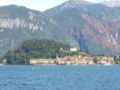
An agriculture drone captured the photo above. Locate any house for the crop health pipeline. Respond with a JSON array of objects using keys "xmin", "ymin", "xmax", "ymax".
[
  {"xmin": 96, "ymin": 56, "xmax": 114, "ymax": 65},
  {"xmin": 70, "ymin": 48, "xmax": 78, "ymax": 52},
  {"xmin": 30, "ymin": 59, "xmax": 55, "ymax": 65}
]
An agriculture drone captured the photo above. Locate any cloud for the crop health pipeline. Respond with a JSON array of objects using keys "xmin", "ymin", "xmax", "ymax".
[
  {"xmin": 84, "ymin": 0, "xmax": 96, "ymax": 3},
  {"xmin": 0, "ymin": 0, "xmax": 10, "ymax": 6}
]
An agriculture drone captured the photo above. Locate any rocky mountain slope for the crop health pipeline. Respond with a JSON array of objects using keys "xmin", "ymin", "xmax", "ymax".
[
  {"xmin": 46, "ymin": 0, "xmax": 120, "ymax": 55},
  {"xmin": 1, "ymin": 0, "xmax": 120, "ymax": 58},
  {"xmin": 0, "ymin": 5, "xmax": 77, "ymax": 58}
]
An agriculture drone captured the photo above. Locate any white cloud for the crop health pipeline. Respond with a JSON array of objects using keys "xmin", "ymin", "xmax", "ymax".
[
  {"xmin": 84, "ymin": 0, "xmax": 96, "ymax": 3},
  {"xmin": 0, "ymin": 0, "xmax": 10, "ymax": 6}
]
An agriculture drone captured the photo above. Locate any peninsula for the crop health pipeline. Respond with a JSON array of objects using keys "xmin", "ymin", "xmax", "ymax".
[{"xmin": 1, "ymin": 39, "xmax": 120, "ymax": 65}]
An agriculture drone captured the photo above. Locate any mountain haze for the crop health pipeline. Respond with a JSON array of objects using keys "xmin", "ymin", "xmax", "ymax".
[{"xmin": 102, "ymin": 0, "xmax": 120, "ymax": 7}]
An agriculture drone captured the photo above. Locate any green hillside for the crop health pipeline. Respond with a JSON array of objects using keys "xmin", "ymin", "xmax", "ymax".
[
  {"xmin": 1, "ymin": 39, "xmax": 72, "ymax": 64},
  {"xmin": 0, "ymin": 5, "xmax": 78, "ymax": 58}
]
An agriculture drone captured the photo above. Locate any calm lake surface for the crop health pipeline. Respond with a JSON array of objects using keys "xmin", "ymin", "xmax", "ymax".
[{"xmin": 0, "ymin": 65, "xmax": 120, "ymax": 90}]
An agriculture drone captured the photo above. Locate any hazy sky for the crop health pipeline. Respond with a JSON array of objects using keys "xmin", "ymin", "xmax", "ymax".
[{"xmin": 0, "ymin": 0, "xmax": 113, "ymax": 11}]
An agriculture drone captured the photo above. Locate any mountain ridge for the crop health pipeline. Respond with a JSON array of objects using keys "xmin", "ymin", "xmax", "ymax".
[
  {"xmin": 46, "ymin": 0, "xmax": 120, "ymax": 55},
  {"xmin": 102, "ymin": 0, "xmax": 120, "ymax": 7},
  {"xmin": 0, "ymin": 5, "xmax": 78, "ymax": 58},
  {"xmin": 0, "ymin": 1, "xmax": 120, "ymax": 58}
]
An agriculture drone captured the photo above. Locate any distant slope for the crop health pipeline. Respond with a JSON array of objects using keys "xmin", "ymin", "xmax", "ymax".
[
  {"xmin": 46, "ymin": 0, "xmax": 120, "ymax": 55},
  {"xmin": 102, "ymin": 0, "xmax": 120, "ymax": 7},
  {"xmin": 0, "ymin": 5, "xmax": 78, "ymax": 58}
]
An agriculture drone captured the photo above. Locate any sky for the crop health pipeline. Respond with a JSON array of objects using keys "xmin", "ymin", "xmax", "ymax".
[{"xmin": 0, "ymin": 0, "xmax": 113, "ymax": 11}]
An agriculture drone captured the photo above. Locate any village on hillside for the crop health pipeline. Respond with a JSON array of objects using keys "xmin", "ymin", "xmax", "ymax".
[
  {"xmin": 30, "ymin": 55, "xmax": 115, "ymax": 65},
  {"xmin": 1, "ymin": 41, "xmax": 120, "ymax": 65},
  {"xmin": 30, "ymin": 48, "xmax": 117, "ymax": 65}
]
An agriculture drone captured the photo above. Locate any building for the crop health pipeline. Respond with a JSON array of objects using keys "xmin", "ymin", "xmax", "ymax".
[
  {"xmin": 30, "ymin": 59, "xmax": 55, "ymax": 65},
  {"xmin": 96, "ymin": 56, "xmax": 114, "ymax": 65},
  {"xmin": 70, "ymin": 48, "xmax": 78, "ymax": 52}
]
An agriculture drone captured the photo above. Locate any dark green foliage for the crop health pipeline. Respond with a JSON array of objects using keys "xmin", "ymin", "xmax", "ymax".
[
  {"xmin": 2, "ymin": 39, "xmax": 70, "ymax": 64},
  {"xmin": 93, "ymin": 58, "xmax": 99, "ymax": 64},
  {"xmin": 114, "ymin": 56, "xmax": 120, "ymax": 64}
]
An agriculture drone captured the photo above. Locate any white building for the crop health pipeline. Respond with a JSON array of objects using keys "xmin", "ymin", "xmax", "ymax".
[{"xmin": 70, "ymin": 48, "xmax": 78, "ymax": 52}]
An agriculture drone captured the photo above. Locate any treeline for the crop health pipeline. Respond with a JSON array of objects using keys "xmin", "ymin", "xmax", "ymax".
[{"xmin": 1, "ymin": 39, "xmax": 78, "ymax": 65}]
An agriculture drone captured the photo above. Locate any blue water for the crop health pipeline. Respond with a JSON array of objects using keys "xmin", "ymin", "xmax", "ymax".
[{"xmin": 0, "ymin": 65, "xmax": 120, "ymax": 90}]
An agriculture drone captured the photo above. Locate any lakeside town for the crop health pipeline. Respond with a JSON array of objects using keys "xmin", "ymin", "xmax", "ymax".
[
  {"xmin": 30, "ymin": 48, "xmax": 119, "ymax": 65},
  {"xmin": 30, "ymin": 55, "xmax": 115, "ymax": 65},
  {"xmin": 1, "ymin": 40, "xmax": 120, "ymax": 65}
]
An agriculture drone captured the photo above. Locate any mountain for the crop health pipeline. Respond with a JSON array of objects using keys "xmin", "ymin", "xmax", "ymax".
[
  {"xmin": 1, "ymin": 0, "xmax": 120, "ymax": 58},
  {"xmin": 46, "ymin": 0, "xmax": 120, "ymax": 55},
  {"xmin": 102, "ymin": 0, "xmax": 120, "ymax": 7},
  {"xmin": 0, "ymin": 5, "xmax": 78, "ymax": 58},
  {"xmin": 46, "ymin": 0, "xmax": 91, "ymax": 15}
]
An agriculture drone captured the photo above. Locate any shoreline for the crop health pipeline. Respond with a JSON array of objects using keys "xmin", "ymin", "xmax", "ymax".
[{"xmin": 0, "ymin": 64, "xmax": 119, "ymax": 66}]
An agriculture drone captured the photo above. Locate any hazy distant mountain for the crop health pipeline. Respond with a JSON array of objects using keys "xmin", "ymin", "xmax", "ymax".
[
  {"xmin": 1, "ymin": 0, "xmax": 120, "ymax": 58},
  {"xmin": 102, "ymin": 0, "xmax": 120, "ymax": 7},
  {"xmin": 0, "ymin": 5, "xmax": 77, "ymax": 58},
  {"xmin": 46, "ymin": 0, "xmax": 92, "ymax": 15},
  {"xmin": 46, "ymin": 0, "xmax": 120, "ymax": 55}
]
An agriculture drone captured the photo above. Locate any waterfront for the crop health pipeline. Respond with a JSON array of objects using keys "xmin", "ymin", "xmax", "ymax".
[{"xmin": 0, "ymin": 65, "xmax": 120, "ymax": 90}]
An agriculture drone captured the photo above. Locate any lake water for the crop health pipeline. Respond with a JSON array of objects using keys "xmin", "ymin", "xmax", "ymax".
[{"xmin": 0, "ymin": 65, "xmax": 120, "ymax": 90}]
